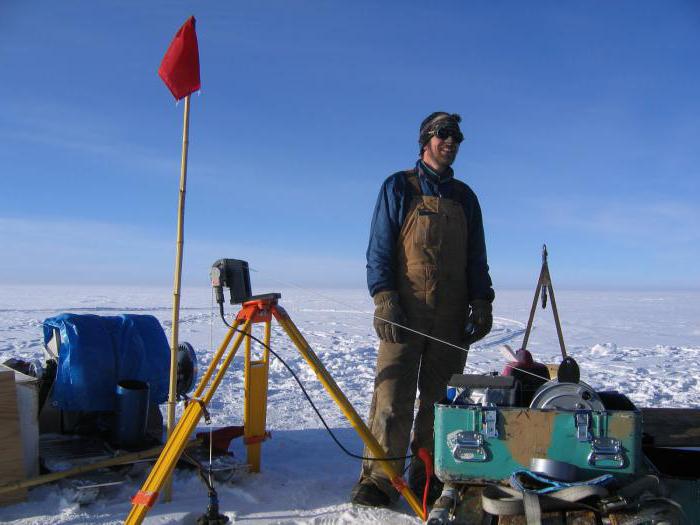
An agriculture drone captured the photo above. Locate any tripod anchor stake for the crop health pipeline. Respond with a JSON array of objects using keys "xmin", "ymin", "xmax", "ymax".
[{"xmin": 196, "ymin": 489, "xmax": 229, "ymax": 525}]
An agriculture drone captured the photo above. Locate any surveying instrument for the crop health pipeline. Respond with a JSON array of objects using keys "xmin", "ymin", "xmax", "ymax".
[{"xmin": 125, "ymin": 259, "xmax": 426, "ymax": 523}]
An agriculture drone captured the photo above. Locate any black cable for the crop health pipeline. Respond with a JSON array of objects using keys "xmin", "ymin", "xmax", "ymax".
[
  {"xmin": 219, "ymin": 306, "xmax": 413, "ymax": 463},
  {"xmin": 182, "ymin": 451, "xmax": 215, "ymax": 492}
]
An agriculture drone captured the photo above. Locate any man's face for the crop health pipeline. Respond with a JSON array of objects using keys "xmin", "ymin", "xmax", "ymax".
[{"xmin": 423, "ymin": 133, "xmax": 460, "ymax": 171}]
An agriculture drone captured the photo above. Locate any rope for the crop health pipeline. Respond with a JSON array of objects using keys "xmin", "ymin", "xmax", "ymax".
[
  {"xmin": 208, "ymin": 289, "xmax": 216, "ymax": 488},
  {"xmin": 248, "ymin": 268, "xmax": 559, "ymax": 386}
]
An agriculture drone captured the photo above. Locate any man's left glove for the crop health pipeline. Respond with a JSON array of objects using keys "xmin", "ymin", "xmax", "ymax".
[
  {"xmin": 463, "ymin": 299, "xmax": 493, "ymax": 346},
  {"xmin": 372, "ymin": 290, "xmax": 407, "ymax": 343}
]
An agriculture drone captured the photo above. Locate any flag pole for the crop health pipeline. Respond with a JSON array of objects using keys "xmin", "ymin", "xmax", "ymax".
[{"xmin": 164, "ymin": 93, "xmax": 191, "ymax": 501}]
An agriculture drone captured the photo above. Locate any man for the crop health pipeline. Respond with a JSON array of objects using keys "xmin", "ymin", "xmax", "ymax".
[{"xmin": 351, "ymin": 112, "xmax": 495, "ymax": 507}]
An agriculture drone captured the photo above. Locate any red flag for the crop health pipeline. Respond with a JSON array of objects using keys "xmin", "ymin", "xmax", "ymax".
[{"xmin": 158, "ymin": 16, "xmax": 200, "ymax": 100}]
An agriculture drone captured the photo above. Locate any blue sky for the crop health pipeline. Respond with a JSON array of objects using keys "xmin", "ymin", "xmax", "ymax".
[{"xmin": 1, "ymin": 1, "xmax": 698, "ymax": 290}]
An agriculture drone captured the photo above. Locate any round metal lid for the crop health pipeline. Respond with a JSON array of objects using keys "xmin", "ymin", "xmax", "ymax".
[{"xmin": 529, "ymin": 380, "xmax": 604, "ymax": 411}]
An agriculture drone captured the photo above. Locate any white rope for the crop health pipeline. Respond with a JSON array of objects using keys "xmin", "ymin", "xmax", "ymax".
[
  {"xmin": 208, "ymin": 288, "xmax": 215, "ymax": 486},
  {"xmin": 209, "ymin": 287, "xmax": 215, "ymax": 359},
  {"xmin": 372, "ymin": 315, "xmax": 470, "ymax": 353},
  {"xmin": 249, "ymin": 268, "xmax": 559, "ymax": 385}
]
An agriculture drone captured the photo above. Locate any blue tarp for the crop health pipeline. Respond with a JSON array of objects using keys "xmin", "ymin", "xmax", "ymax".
[{"xmin": 43, "ymin": 314, "xmax": 171, "ymax": 412}]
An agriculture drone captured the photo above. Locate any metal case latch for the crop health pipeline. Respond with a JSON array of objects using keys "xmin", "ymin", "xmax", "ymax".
[
  {"xmin": 588, "ymin": 436, "xmax": 624, "ymax": 468},
  {"xmin": 452, "ymin": 431, "xmax": 487, "ymax": 463},
  {"xmin": 447, "ymin": 405, "xmax": 494, "ymax": 463},
  {"xmin": 482, "ymin": 405, "xmax": 498, "ymax": 438},
  {"xmin": 575, "ymin": 411, "xmax": 591, "ymax": 441}
]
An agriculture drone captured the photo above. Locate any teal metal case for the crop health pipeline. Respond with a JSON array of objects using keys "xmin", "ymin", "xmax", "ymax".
[{"xmin": 434, "ymin": 403, "xmax": 642, "ymax": 483}]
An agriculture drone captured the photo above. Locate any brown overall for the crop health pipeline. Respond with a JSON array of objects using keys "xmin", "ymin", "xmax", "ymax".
[{"xmin": 361, "ymin": 170, "xmax": 470, "ymax": 497}]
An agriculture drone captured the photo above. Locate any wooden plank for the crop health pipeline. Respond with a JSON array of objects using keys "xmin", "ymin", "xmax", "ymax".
[
  {"xmin": 453, "ymin": 484, "xmax": 484, "ymax": 523},
  {"xmin": 0, "ymin": 370, "xmax": 27, "ymax": 506},
  {"xmin": 565, "ymin": 512, "xmax": 598, "ymax": 525},
  {"xmin": 641, "ymin": 407, "xmax": 700, "ymax": 447},
  {"xmin": 0, "ymin": 438, "xmax": 202, "ymax": 495}
]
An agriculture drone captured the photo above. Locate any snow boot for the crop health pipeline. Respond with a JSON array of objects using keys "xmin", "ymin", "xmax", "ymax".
[{"xmin": 350, "ymin": 480, "xmax": 391, "ymax": 508}]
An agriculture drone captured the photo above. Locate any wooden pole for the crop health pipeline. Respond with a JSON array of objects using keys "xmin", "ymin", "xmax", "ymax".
[{"xmin": 164, "ymin": 94, "xmax": 191, "ymax": 502}]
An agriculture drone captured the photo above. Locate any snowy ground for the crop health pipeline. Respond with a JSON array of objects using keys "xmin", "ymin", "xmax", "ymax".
[{"xmin": 0, "ymin": 285, "xmax": 698, "ymax": 524}]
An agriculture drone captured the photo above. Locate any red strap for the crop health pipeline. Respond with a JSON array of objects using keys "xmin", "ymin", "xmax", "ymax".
[
  {"xmin": 417, "ymin": 448, "xmax": 434, "ymax": 516},
  {"xmin": 244, "ymin": 431, "xmax": 271, "ymax": 445},
  {"xmin": 131, "ymin": 490, "xmax": 159, "ymax": 507}
]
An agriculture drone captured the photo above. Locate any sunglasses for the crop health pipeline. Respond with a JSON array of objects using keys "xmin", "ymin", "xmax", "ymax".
[{"xmin": 429, "ymin": 125, "xmax": 464, "ymax": 143}]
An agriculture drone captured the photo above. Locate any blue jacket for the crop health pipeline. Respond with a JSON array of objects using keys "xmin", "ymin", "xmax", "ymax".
[{"xmin": 366, "ymin": 160, "xmax": 494, "ymax": 302}]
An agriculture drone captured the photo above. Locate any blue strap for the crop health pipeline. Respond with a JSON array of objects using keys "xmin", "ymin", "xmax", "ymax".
[{"xmin": 510, "ymin": 468, "xmax": 614, "ymax": 495}]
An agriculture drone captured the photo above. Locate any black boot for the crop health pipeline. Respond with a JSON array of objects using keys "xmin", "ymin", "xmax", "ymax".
[{"xmin": 350, "ymin": 480, "xmax": 391, "ymax": 507}]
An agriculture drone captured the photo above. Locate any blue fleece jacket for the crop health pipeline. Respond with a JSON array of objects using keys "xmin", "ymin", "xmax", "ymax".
[{"xmin": 366, "ymin": 160, "xmax": 494, "ymax": 302}]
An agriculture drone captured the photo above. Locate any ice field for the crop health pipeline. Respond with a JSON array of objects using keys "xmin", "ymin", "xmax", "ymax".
[{"xmin": 0, "ymin": 285, "xmax": 698, "ymax": 524}]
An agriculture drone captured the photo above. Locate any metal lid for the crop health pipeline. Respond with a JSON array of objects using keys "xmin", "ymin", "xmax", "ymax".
[{"xmin": 529, "ymin": 380, "xmax": 604, "ymax": 411}]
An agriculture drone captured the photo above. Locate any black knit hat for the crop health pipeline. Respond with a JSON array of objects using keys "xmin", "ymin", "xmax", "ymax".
[{"xmin": 418, "ymin": 112, "xmax": 462, "ymax": 154}]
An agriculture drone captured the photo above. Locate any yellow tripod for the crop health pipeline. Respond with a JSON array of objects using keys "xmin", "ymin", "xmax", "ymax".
[{"xmin": 125, "ymin": 293, "xmax": 426, "ymax": 523}]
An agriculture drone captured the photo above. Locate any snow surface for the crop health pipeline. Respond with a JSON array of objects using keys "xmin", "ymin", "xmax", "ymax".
[{"xmin": 0, "ymin": 285, "xmax": 699, "ymax": 524}]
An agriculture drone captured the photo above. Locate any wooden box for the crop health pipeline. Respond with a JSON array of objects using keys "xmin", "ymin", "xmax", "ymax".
[{"xmin": 0, "ymin": 369, "xmax": 27, "ymax": 506}]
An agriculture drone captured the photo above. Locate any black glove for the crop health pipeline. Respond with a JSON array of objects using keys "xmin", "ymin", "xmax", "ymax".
[
  {"xmin": 372, "ymin": 290, "xmax": 407, "ymax": 343},
  {"xmin": 463, "ymin": 299, "xmax": 493, "ymax": 346}
]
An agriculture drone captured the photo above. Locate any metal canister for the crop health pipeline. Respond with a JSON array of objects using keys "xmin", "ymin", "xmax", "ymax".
[{"xmin": 113, "ymin": 379, "xmax": 150, "ymax": 449}]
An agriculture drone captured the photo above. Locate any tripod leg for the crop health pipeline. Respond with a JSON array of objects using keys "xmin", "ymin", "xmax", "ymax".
[
  {"xmin": 274, "ymin": 311, "xmax": 427, "ymax": 521},
  {"xmin": 543, "ymin": 266, "xmax": 568, "ymax": 359},
  {"xmin": 522, "ymin": 269, "xmax": 545, "ymax": 351},
  {"xmin": 125, "ymin": 318, "xmax": 252, "ymax": 525},
  {"xmin": 244, "ymin": 319, "xmax": 271, "ymax": 472}
]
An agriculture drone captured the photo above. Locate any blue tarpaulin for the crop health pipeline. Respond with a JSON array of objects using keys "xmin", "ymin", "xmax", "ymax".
[{"xmin": 43, "ymin": 314, "xmax": 171, "ymax": 412}]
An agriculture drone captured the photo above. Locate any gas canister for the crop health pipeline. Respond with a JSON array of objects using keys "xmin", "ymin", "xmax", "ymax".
[{"xmin": 501, "ymin": 348, "xmax": 550, "ymax": 406}]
